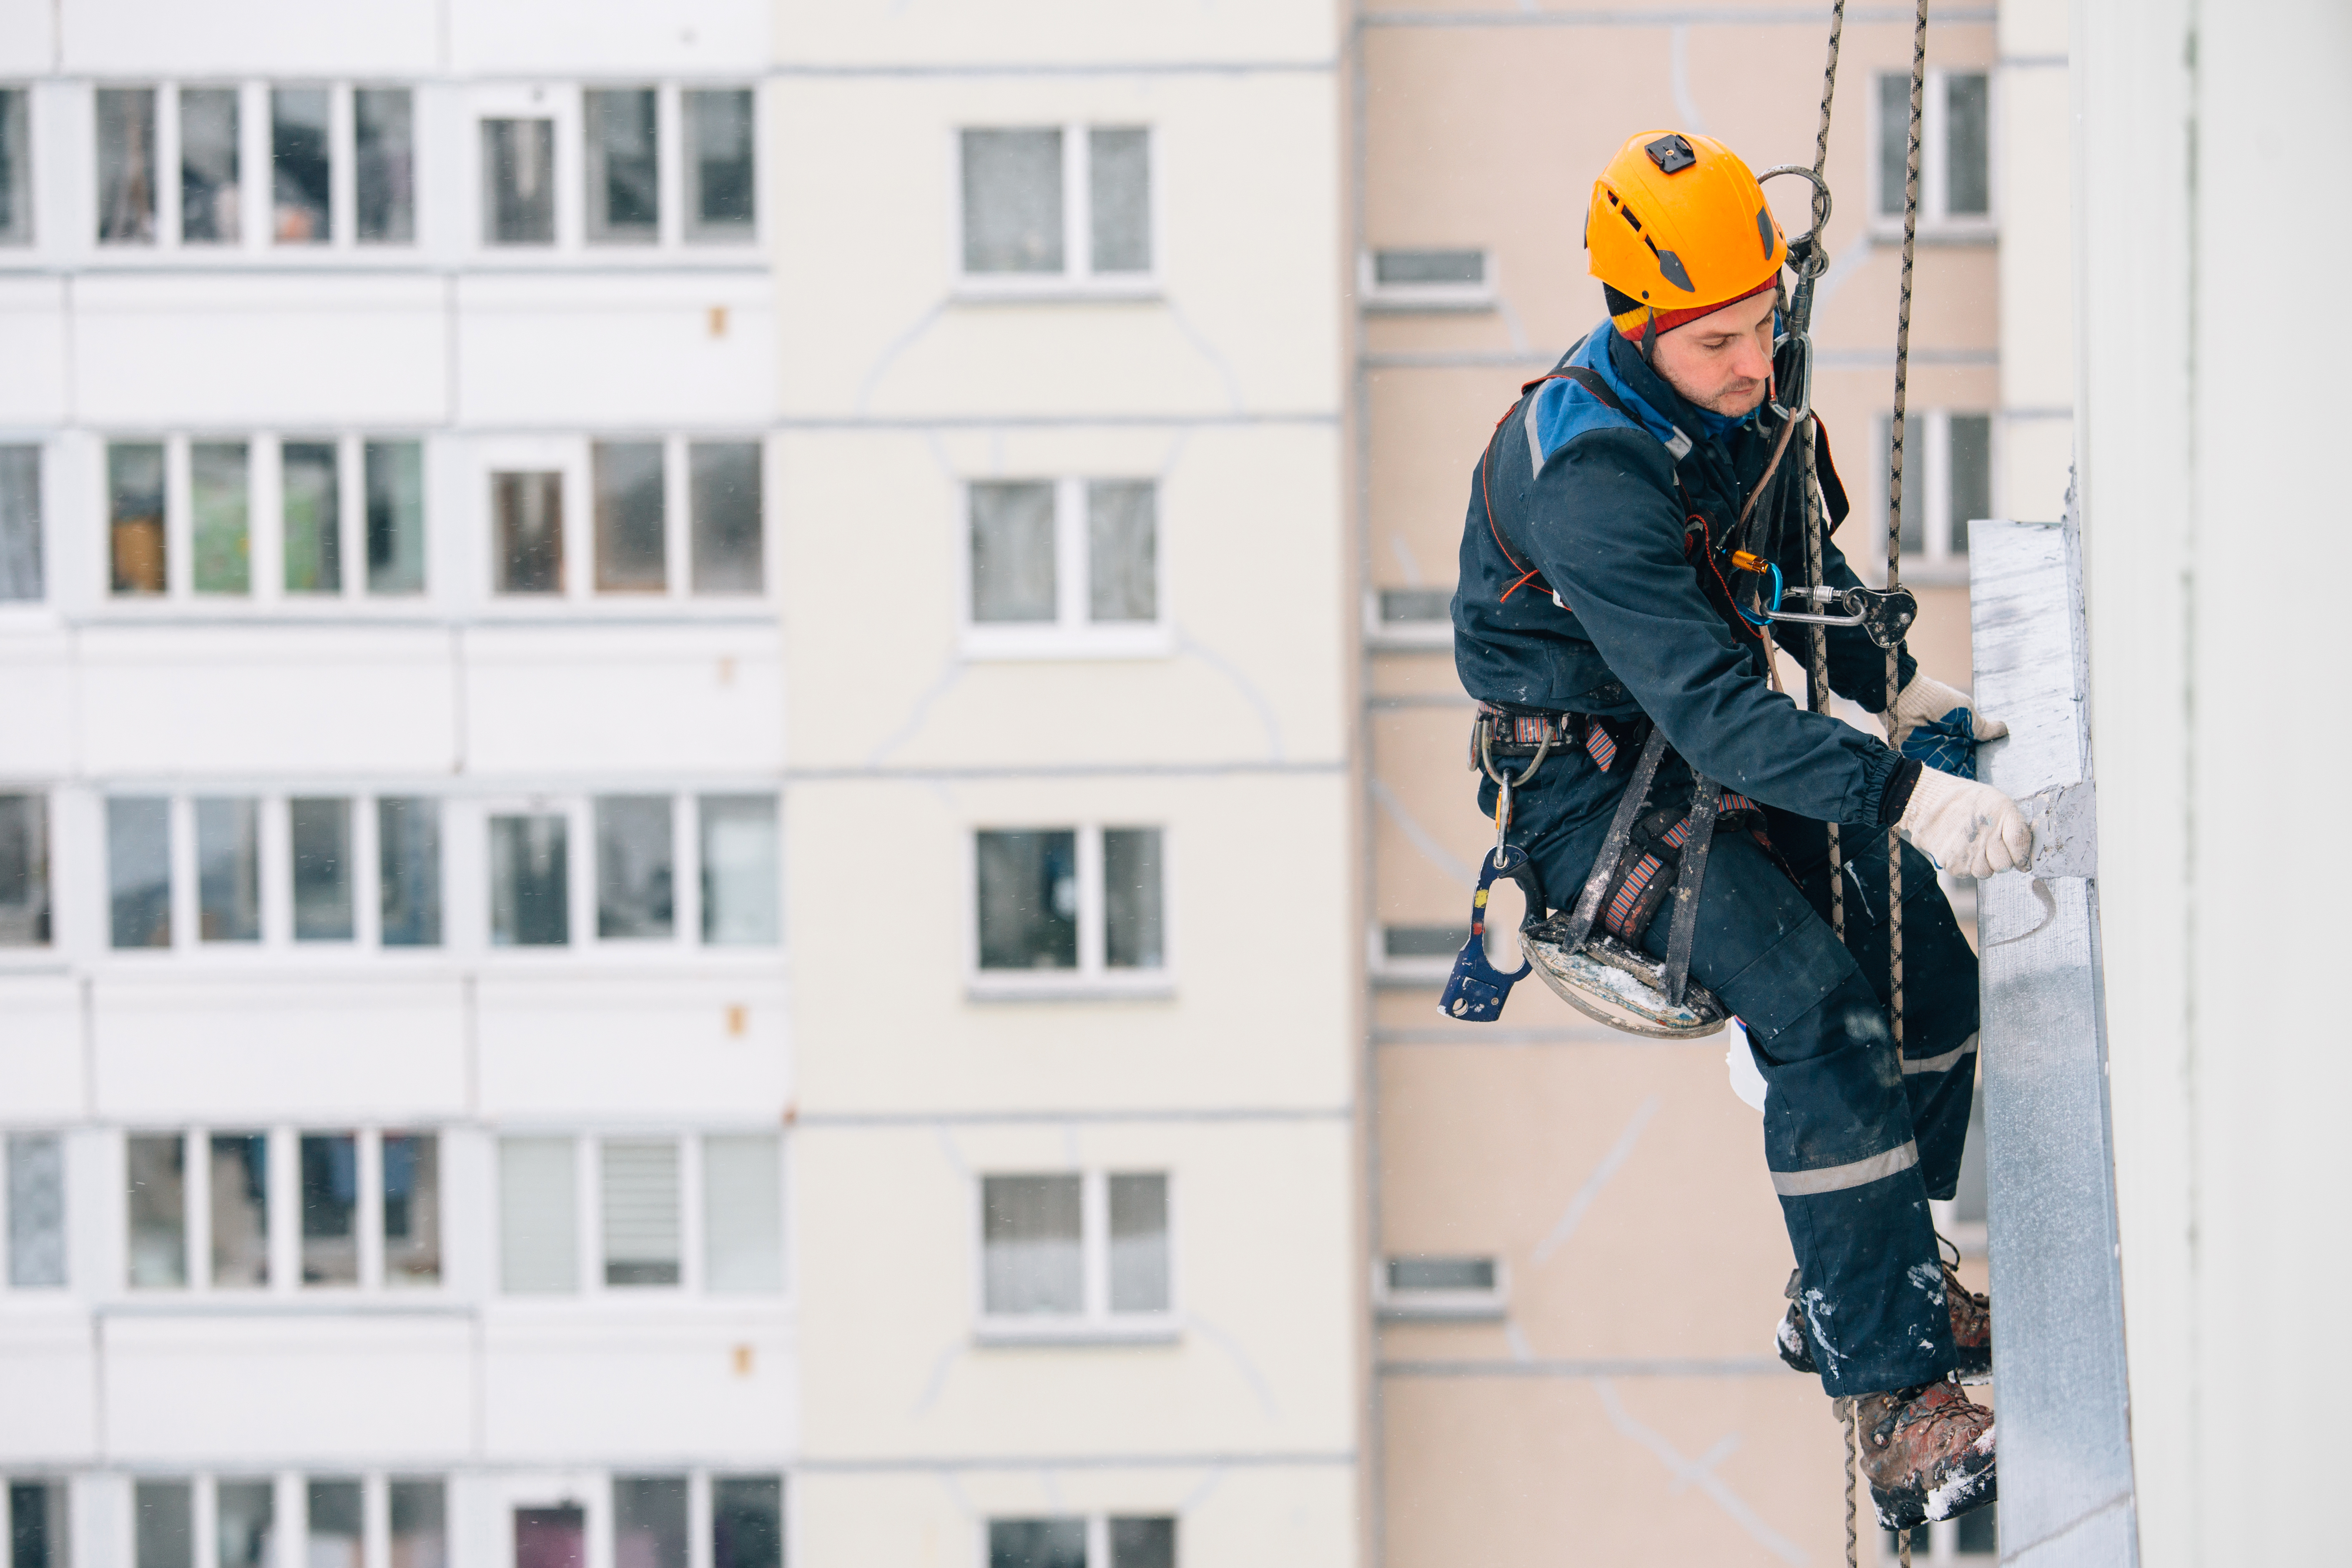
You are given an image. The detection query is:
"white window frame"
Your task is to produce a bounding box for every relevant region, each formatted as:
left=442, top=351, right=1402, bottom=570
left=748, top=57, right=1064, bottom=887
left=964, top=822, right=1172, bottom=1001
left=114, top=1126, right=447, bottom=1296
left=1874, top=407, right=1999, bottom=585
left=1358, top=247, right=1496, bottom=313
left=982, top=1514, right=1179, bottom=1568
left=957, top=477, right=1169, bottom=660
left=971, top=1168, right=1177, bottom=1345
left=950, top=123, right=1159, bottom=299
left=1870, top=67, right=1997, bottom=238
left=1372, top=1253, right=1508, bottom=1321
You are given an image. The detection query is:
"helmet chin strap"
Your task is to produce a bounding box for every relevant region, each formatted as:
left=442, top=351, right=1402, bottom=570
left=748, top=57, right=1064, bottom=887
left=1642, top=306, right=1659, bottom=365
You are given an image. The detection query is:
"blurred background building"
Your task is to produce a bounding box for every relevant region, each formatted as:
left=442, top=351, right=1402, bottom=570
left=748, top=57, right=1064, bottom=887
left=0, top=1, right=2082, bottom=1566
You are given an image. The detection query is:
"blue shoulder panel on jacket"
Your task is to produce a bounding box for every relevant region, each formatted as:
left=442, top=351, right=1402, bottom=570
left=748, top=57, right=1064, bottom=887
left=1524, top=326, right=1690, bottom=473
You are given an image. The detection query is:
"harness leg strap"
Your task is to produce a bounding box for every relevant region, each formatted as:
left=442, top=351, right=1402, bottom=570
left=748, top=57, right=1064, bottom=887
left=1561, top=728, right=1670, bottom=951
left=1661, top=775, right=1723, bottom=1004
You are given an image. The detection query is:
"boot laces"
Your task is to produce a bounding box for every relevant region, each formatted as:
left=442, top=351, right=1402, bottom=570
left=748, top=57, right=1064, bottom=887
left=1877, top=1381, right=1986, bottom=1451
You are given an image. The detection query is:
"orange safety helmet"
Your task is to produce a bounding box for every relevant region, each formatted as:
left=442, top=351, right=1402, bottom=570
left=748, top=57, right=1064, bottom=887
left=1586, top=131, right=1785, bottom=337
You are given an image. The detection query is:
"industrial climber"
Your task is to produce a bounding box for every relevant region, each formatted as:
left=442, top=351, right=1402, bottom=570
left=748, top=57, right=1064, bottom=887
left=1447, top=131, right=2028, bottom=1530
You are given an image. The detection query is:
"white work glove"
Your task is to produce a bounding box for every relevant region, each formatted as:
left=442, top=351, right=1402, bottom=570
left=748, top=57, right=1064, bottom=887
left=1897, top=767, right=2034, bottom=879
left=1885, top=675, right=2009, bottom=748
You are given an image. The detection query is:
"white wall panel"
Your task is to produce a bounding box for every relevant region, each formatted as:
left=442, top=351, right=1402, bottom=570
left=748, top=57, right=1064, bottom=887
left=0, top=638, right=76, bottom=775
left=0, top=1315, right=98, bottom=1461
left=456, top=281, right=774, bottom=428
left=474, top=979, right=788, bottom=1120
left=58, top=0, right=439, bottom=76
left=0, top=979, right=83, bottom=1120
left=0, top=280, right=70, bottom=425
left=479, top=1316, right=794, bottom=1459
left=461, top=627, right=781, bottom=776
left=775, top=0, right=1335, bottom=69
left=450, top=0, right=768, bottom=77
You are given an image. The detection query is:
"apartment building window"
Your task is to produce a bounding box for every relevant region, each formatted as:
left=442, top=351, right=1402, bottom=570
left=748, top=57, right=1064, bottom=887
left=191, top=442, right=250, bottom=594
left=108, top=797, right=172, bottom=949
left=973, top=825, right=1164, bottom=988
left=380, top=797, right=444, bottom=946
left=281, top=439, right=342, bottom=592
left=979, top=1172, right=1170, bottom=1335
left=97, top=88, right=158, bottom=244
left=135, top=1482, right=192, bottom=1568
left=1877, top=70, right=1992, bottom=230
left=355, top=89, right=417, bottom=243
left=483, top=118, right=556, bottom=245
left=1376, top=1254, right=1506, bottom=1320
left=700, top=796, right=780, bottom=946
left=490, top=813, right=570, bottom=946
left=988, top=1517, right=1175, bottom=1568
left=500, top=794, right=777, bottom=952
left=208, top=1132, right=269, bottom=1287
left=126, top=1133, right=187, bottom=1287
left=615, top=1480, right=685, bottom=1568
left=582, top=440, right=766, bottom=597
left=109, top=442, right=167, bottom=595
left=0, top=794, right=50, bottom=946
left=307, top=1481, right=362, bottom=1568
left=215, top=1481, right=273, bottom=1568
left=691, top=442, right=764, bottom=594
left=301, top=1132, right=359, bottom=1285
left=1361, top=247, right=1495, bottom=311
left=0, top=89, right=29, bottom=245
left=500, top=1133, right=782, bottom=1296
left=290, top=798, right=354, bottom=940
left=179, top=88, right=240, bottom=244
left=585, top=90, right=659, bottom=244
left=1880, top=410, right=1994, bottom=572
left=966, top=479, right=1160, bottom=652
left=126, top=1130, right=441, bottom=1291
left=7, top=1480, right=69, bottom=1568
left=366, top=440, right=426, bottom=593
left=959, top=126, right=1151, bottom=287
left=7, top=1134, right=66, bottom=1288
left=492, top=469, right=565, bottom=593
left=592, top=443, right=666, bottom=591
left=685, top=90, right=756, bottom=241
left=0, top=444, right=41, bottom=600
left=267, top=87, right=329, bottom=244
left=596, top=796, right=673, bottom=938
left=384, top=1133, right=443, bottom=1285
left=711, top=1479, right=783, bottom=1568
left=392, top=1480, right=447, bottom=1568
left=196, top=797, right=261, bottom=942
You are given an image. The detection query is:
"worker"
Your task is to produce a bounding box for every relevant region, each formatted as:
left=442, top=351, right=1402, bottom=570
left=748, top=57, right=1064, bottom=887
left=1450, top=130, right=2028, bottom=1531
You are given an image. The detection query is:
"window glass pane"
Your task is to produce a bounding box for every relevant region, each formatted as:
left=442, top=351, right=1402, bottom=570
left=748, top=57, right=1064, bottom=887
left=1946, top=73, right=1991, bottom=217
left=306, top=1481, right=362, bottom=1568
left=683, top=89, right=756, bottom=240
left=134, top=1482, right=192, bottom=1568
left=379, top=797, right=443, bottom=947
left=513, top=1509, right=583, bottom=1568
left=1388, top=1256, right=1495, bottom=1291
left=290, top=796, right=354, bottom=941
left=1109, top=1518, right=1175, bottom=1568
left=612, top=1479, right=687, bottom=1568
left=975, top=830, right=1077, bottom=970
left=196, top=796, right=260, bottom=943
left=300, top=1131, right=359, bottom=1285
left=108, top=797, right=172, bottom=949
left=482, top=119, right=555, bottom=245
left=215, top=1481, right=273, bottom=1568
left=191, top=442, right=250, bottom=595
left=601, top=1139, right=681, bottom=1287
left=493, top=472, right=563, bottom=594
left=1948, top=413, right=1993, bottom=554
left=126, top=1134, right=186, bottom=1287
left=1108, top=1172, right=1169, bottom=1312
left=8, top=1134, right=66, bottom=1287
left=383, top=1132, right=442, bottom=1285
left=366, top=440, right=426, bottom=594
left=108, top=442, right=166, bottom=595
left=585, top=90, right=659, bottom=244
left=208, top=1132, right=269, bottom=1288
left=593, top=442, right=666, bottom=592
left=969, top=482, right=1056, bottom=623
left=0, top=90, right=29, bottom=245
left=1384, top=924, right=1468, bottom=960
left=282, top=439, right=343, bottom=593
left=981, top=1174, right=1082, bottom=1315
left=699, top=794, right=779, bottom=946
left=689, top=442, right=763, bottom=594
left=961, top=129, right=1062, bottom=274
left=389, top=1480, right=446, bottom=1568
left=271, top=88, right=331, bottom=242
left=355, top=88, right=416, bottom=243
left=1089, top=127, right=1150, bottom=273
left=97, top=89, right=158, bottom=244
left=1103, top=827, right=1163, bottom=969
left=0, top=444, right=42, bottom=600
left=1380, top=588, right=1450, bottom=624
left=9, top=1481, right=69, bottom=1568
left=595, top=795, right=674, bottom=939
left=1373, top=249, right=1485, bottom=286
left=1878, top=73, right=1911, bottom=218
left=710, top=1479, right=781, bottom=1568
left=178, top=88, right=240, bottom=244
left=489, top=813, right=569, bottom=946
left=1087, top=480, right=1156, bottom=623
left=498, top=1136, right=577, bottom=1294
left=987, top=1520, right=1085, bottom=1568
left=0, top=793, right=52, bottom=946
left=703, top=1134, right=782, bottom=1294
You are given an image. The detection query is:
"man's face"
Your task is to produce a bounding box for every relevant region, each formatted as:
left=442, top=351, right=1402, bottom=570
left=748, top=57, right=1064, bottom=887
left=1649, top=289, right=1777, bottom=416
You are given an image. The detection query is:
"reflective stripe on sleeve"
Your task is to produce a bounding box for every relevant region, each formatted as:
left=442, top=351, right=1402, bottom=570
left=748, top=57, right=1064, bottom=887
left=1900, top=1031, right=1980, bottom=1077
left=1770, top=1139, right=1920, bottom=1197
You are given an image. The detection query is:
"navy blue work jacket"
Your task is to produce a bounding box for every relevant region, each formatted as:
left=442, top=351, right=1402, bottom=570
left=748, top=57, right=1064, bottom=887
left=1451, top=322, right=1916, bottom=829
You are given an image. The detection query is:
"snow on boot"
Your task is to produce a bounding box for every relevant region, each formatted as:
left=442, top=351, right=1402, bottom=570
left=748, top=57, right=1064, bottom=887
left=1774, top=1250, right=1992, bottom=1381
left=1851, top=1380, right=1997, bottom=1530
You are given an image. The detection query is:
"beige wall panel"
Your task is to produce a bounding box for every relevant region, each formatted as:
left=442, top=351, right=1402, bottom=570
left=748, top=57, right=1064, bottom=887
left=1369, top=706, right=1485, bottom=928
left=793, top=1121, right=1355, bottom=1458
left=1363, top=366, right=1523, bottom=600
left=776, top=0, right=1337, bottom=68
left=794, top=1465, right=1358, bottom=1568
left=787, top=773, right=1351, bottom=1113
left=772, top=77, right=1341, bottom=419
left=1379, top=1373, right=1849, bottom=1567
left=1369, top=651, right=1470, bottom=701
left=780, top=427, right=1347, bottom=772
left=1375, top=1041, right=1791, bottom=1358
left=1374, top=982, right=1612, bottom=1038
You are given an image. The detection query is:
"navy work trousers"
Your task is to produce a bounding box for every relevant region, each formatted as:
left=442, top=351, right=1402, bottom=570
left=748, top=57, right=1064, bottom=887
left=1481, top=760, right=1980, bottom=1397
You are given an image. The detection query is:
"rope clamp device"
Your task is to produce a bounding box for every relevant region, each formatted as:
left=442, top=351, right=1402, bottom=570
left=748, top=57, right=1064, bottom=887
left=1729, top=550, right=1917, bottom=650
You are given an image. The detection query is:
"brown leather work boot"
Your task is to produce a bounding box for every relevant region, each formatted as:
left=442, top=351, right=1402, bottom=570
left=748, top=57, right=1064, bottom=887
left=1850, top=1380, right=1997, bottom=1530
left=1775, top=1244, right=1992, bottom=1380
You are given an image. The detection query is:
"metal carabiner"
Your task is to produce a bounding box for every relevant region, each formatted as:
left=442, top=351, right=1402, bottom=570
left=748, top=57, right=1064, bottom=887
left=1477, top=718, right=1555, bottom=866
